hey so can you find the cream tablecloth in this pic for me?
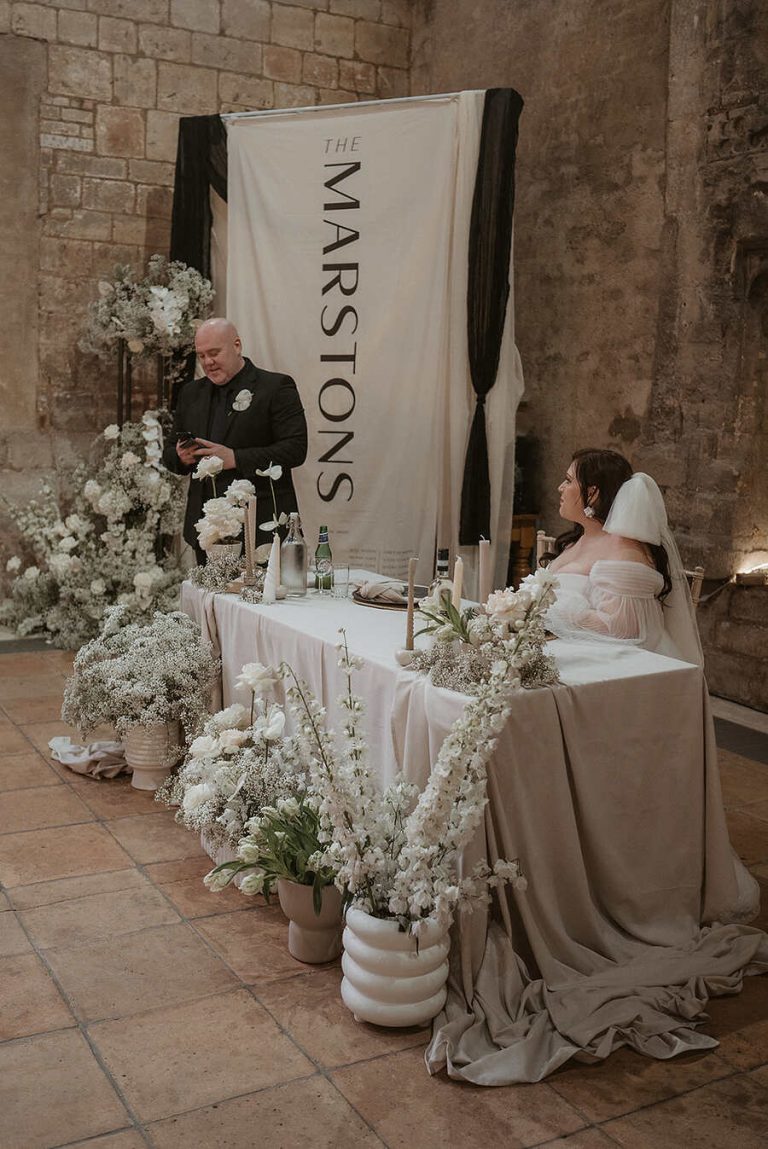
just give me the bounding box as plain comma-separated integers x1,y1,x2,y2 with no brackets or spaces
181,579,768,1083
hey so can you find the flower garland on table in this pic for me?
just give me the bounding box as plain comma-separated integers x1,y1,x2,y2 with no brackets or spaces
156,662,307,851
80,255,214,386
61,608,219,762
1,413,186,649
410,568,562,695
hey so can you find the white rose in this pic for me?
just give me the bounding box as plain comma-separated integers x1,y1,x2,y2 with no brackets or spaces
210,703,249,731
5,556,21,573
23,566,40,581
182,782,217,814
193,456,224,481
83,480,101,502
133,571,153,590
225,479,255,504
235,662,278,695
90,579,106,596
188,734,220,760
103,424,120,440
121,451,140,468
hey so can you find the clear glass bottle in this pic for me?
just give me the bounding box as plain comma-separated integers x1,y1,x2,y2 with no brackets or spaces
429,547,452,604
281,512,307,596
315,525,333,593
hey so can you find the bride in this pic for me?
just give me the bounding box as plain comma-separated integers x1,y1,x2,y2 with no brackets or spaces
544,448,703,665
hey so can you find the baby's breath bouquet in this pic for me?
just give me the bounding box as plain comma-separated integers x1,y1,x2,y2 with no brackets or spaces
411,568,561,694
1,413,186,648
80,254,214,364
62,609,219,754
157,663,306,852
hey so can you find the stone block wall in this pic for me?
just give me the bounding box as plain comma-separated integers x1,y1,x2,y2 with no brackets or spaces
0,0,414,518
697,585,768,712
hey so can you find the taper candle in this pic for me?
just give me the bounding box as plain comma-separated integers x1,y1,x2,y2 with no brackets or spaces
478,538,491,605
452,556,463,609
406,556,418,651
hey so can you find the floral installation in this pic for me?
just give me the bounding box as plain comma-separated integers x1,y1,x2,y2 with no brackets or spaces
80,255,214,384
1,413,187,649
410,568,562,694
232,389,253,412
62,608,219,763
278,632,527,936
157,661,306,851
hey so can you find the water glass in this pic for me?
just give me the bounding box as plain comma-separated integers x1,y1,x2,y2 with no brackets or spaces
332,564,350,599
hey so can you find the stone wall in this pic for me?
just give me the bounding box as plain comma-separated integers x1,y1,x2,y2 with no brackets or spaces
0,0,413,513
411,0,768,708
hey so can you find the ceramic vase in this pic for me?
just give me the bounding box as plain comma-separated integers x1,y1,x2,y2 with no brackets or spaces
340,907,450,1027
277,878,343,964
123,721,180,791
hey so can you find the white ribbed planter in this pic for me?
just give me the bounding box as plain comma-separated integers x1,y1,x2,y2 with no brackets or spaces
207,541,242,561
124,721,180,791
340,908,450,1027
277,878,343,964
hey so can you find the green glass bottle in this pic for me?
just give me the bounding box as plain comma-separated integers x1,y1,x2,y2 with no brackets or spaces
315,524,333,593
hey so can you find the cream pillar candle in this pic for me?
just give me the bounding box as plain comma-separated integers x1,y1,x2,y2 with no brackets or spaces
451,556,463,609
478,538,491,605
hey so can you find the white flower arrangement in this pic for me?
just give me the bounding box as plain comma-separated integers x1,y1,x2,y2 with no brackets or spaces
194,478,254,551
0,412,187,649
410,568,562,694
80,255,214,366
62,608,220,757
157,661,306,850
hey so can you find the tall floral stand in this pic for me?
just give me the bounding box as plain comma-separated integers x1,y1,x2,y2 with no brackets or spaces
340,908,450,1027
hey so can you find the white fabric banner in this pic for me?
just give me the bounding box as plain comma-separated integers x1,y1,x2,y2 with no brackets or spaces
226,93,523,590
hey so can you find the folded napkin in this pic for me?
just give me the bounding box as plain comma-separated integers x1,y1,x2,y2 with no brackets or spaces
355,579,407,604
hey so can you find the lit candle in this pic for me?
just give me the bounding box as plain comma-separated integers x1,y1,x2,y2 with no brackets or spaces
406,556,418,651
451,556,463,609
478,538,491,605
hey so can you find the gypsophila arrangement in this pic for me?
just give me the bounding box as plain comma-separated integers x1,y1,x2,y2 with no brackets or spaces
280,631,527,936
157,662,306,851
410,569,561,694
80,255,214,372
62,608,219,762
1,413,187,648
189,553,251,594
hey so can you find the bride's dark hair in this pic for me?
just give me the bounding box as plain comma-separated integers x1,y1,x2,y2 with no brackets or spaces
553,448,672,599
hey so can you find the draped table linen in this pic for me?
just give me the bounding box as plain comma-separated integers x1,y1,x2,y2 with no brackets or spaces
181,579,767,1083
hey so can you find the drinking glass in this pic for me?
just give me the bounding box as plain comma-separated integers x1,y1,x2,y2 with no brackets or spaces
331,564,350,599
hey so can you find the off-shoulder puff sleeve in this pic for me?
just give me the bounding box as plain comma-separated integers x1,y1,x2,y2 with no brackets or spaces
546,560,666,649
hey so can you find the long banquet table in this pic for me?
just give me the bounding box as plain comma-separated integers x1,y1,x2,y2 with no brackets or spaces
181,577,768,1084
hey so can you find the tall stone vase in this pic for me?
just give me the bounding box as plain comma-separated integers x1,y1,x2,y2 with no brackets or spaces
340,907,450,1027
123,720,180,791
277,878,343,964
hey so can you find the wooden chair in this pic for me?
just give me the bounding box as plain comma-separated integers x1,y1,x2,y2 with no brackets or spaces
684,565,705,607
536,529,555,568
509,514,538,586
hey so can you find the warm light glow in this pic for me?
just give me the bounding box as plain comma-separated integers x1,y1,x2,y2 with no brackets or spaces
737,554,768,575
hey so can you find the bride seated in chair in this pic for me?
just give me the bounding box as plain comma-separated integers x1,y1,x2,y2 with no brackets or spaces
543,448,703,665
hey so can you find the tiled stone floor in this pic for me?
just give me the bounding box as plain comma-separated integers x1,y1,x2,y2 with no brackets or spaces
1,648,768,1149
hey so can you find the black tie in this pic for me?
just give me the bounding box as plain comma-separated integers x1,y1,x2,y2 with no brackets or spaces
208,384,229,444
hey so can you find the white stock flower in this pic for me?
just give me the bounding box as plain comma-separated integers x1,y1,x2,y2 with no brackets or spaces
236,662,278,695
5,556,21,573
232,389,253,412
193,456,224,481
255,463,282,482
103,424,120,440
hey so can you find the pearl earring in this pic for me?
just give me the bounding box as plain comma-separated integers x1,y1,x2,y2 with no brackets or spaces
583,506,595,519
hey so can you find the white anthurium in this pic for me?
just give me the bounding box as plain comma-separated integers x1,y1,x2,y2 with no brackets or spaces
235,662,279,695
255,463,282,482
254,542,273,564
232,389,253,412
193,456,224,481
259,512,288,533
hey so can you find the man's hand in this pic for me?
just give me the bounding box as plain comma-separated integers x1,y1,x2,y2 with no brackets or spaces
193,438,236,471
175,439,199,467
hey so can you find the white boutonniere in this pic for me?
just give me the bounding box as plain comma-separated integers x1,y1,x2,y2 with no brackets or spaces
232,389,252,412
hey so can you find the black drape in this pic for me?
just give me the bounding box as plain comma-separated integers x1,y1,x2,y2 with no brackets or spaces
169,114,228,279
458,88,524,546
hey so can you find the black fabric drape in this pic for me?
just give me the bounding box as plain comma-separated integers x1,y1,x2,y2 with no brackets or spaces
458,88,524,546
169,114,228,279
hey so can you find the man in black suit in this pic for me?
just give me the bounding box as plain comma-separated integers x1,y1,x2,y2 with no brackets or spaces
162,317,307,563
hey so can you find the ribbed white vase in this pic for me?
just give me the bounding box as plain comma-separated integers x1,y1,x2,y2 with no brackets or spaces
123,721,180,791
340,908,450,1027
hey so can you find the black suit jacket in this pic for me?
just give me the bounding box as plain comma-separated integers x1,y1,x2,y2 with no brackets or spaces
162,358,308,549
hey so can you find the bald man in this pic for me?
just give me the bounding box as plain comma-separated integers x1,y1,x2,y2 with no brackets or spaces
162,319,308,563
